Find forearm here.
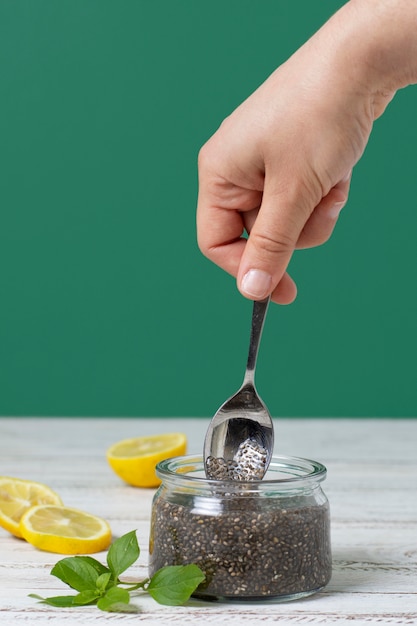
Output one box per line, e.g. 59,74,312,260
330,0,417,112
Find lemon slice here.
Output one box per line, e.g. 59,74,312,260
19,504,112,554
106,432,187,487
0,476,63,538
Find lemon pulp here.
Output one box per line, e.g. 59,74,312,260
0,476,63,538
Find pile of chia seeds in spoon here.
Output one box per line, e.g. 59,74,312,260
206,438,267,480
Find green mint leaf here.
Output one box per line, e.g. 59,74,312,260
107,530,139,580
96,572,112,593
29,593,76,607
51,556,106,592
97,586,139,613
99,586,129,606
98,600,140,613
76,556,110,577
72,590,100,606
147,564,205,606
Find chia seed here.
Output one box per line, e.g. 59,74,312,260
149,491,331,600
206,438,268,481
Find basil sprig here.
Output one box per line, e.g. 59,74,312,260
30,530,205,613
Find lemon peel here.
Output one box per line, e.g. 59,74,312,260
106,433,187,487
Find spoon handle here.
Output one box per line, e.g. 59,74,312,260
244,296,270,384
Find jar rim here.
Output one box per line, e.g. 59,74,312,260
156,454,327,488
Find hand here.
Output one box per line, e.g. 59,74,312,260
196,0,411,304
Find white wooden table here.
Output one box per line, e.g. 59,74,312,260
0,418,416,625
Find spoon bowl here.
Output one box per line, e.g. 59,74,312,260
203,297,274,480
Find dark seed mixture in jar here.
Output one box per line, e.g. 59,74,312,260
149,493,331,600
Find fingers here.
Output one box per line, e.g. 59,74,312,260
196,144,264,279
237,174,351,302
241,208,298,305
236,176,315,301
197,172,351,305
196,195,253,279
296,173,351,249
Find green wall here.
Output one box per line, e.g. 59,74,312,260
1,1,416,418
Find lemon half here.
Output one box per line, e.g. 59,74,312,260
106,432,187,487
0,476,63,538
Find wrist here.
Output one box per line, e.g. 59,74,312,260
335,0,417,110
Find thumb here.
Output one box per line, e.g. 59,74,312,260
237,186,312,303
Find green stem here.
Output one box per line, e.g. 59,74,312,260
118,578,150,592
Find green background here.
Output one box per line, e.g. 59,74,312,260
1,1,416,418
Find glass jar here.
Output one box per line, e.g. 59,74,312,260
149,455,331,602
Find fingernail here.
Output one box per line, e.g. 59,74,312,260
327,201,345,219
241,269,272,299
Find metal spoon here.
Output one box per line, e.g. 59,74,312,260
203,296,274,480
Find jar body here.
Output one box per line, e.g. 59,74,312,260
149,455,331,602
